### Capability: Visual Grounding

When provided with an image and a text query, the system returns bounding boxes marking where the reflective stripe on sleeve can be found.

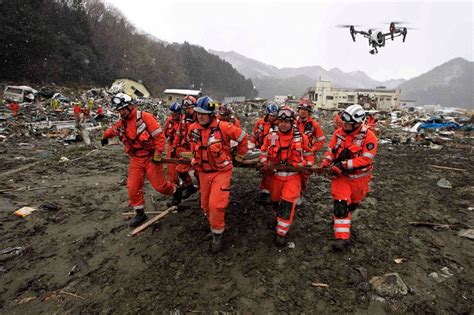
[150,128,162,138]
[362,152,374,159]
[236,130,246,142]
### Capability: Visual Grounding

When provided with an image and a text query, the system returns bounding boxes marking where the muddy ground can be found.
[0,117,473,314]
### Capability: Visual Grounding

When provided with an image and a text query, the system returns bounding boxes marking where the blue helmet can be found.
[169,101,182,113]
[266,103,279,116]
[195,96,217,114]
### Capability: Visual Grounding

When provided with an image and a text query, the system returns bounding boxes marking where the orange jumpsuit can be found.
[187,118,248,234]
[73,104,81,123]
[334,113,343,129]
[163,114,181,182]
[173,112,197,187]
[259,127,314,237]
[296,116,326,190]
[9,102,20,117]
[103,107,175,211]
[366,115,376,131]
[250,116,277,194]
[217,114,241,128]
[322,125,378,240]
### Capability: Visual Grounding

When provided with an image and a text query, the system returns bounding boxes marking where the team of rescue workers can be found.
[101,93,378,253]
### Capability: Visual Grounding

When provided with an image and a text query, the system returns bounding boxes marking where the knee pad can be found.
[277,200,294,220]
[334,199,348,218]
[349,203,359,212]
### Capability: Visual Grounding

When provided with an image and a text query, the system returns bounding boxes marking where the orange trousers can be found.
[198,169,232,234]
[165,147,178,183]
[270,173,301,236]
[331,174,371,239]
[259,171,272,193]
[128,156,175,209]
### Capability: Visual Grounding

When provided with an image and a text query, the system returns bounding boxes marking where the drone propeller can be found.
[386,21,409,25]
[336,24,363,28]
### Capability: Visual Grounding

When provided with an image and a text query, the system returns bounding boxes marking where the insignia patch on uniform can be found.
[366,143,375,150]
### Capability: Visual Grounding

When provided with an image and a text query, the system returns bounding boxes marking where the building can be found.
[223,96,246,104]
[308,80,401,111]
[163,89,202,105]
[110,78,151,99]
[400,99,417,110]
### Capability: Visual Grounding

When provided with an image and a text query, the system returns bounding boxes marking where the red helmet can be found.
[278,106,296,121]
[218,103,232,116]
[182,95,197,108]
[298,99,313,113]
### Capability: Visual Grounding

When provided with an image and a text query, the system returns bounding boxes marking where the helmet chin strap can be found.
[199,114,214,127]
[344,122,361,134]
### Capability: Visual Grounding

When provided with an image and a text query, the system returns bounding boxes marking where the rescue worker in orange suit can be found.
[187,96,248,253]
[101,93,182,227]
[296,100,325,191]
[81,105,90,123]
[73,102,81,126]
[334,111,343,129]
[8,101,20,117]
[365,113,377,131]
[216,103,241,128]
[163,102,182,183]
[249,103,279,204]
[319,104,378,251]
[171,95,199,204]
[259,106,314,247]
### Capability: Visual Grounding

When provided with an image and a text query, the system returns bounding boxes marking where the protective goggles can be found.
[341,111,355,123]
[278,108,294,121]
[298,104,313,112]
[182,99,195,107]
[112,96,125,105]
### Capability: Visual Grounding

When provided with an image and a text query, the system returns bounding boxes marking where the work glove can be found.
[330,162,346,176]
[256,163,266,173]
[318,158,331,169]
[101,138,108,146]
[151,151,163,163]
[233,154,245,166]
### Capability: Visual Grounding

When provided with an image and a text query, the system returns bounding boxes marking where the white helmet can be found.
[341,104,365,124]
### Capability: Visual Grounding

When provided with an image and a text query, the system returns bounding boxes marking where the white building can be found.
[163,89,202,105]
[308,80,401,111]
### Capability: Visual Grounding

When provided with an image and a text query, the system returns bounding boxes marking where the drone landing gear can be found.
[369,47,378,55]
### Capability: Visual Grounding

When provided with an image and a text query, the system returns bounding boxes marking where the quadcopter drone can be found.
[338,22,412,54]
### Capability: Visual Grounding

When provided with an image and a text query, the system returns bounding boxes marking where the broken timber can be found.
[128,206,177,237]
[427,165,467,172]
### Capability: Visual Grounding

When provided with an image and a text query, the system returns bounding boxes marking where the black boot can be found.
[332,239,351,252]
[182,185,198,199]
[211,233,223,253]
[274,234,286,247]
[129,209,148,228]
[257,192,270,205]
[169,186,184,206]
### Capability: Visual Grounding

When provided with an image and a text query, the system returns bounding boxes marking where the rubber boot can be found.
[129,209,148,228]
[182,185,198,200]
[168,186,184,207]
[332,239,351,252]
[211,233,223,253]
[257,191,270,205]
[275,234,286,247]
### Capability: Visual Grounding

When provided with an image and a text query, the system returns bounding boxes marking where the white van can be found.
[3,85,38,102]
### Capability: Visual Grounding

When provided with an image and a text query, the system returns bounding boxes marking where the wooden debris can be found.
[427,165,467,172]
[128,206,177,237]
[409,221,460,230]
[311,282,329,288]
[121,211,164,216]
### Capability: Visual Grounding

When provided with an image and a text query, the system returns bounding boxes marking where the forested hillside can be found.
[0,0,257,98]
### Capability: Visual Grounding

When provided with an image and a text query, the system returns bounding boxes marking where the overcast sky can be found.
[105,0,472,81]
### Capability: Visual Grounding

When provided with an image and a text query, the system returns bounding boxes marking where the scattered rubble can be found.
[369,273,409,297]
